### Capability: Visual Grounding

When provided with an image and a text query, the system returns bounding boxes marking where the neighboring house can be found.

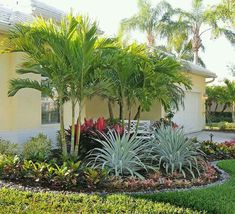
[0,1,217,145]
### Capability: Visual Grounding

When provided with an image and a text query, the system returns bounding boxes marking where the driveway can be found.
[187,131,235,143]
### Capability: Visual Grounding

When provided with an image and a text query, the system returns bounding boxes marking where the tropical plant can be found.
[151,125,202,178]
[87,131,154,179]
[65,117,124,160]
[0,139,18,155]
[157,39,206,67]
[3,14,113,157]
[3,17,73,157]
[22,134,52,162]
[120,0,174,46]
[100,42,191,127]
[63,16,113,156]
[162,0,235,64]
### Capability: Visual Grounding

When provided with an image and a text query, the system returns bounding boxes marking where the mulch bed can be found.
[0,163,229,195]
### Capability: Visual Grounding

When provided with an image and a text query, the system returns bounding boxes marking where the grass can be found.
[0,160,234,213]
[135,159,235,214]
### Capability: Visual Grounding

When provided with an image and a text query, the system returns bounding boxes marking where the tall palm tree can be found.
[163,0,234,64]
[67,17,113,155]
[157,36,206,67]
[3,14,112,157]
[4,19,73,157]
[120,0,174,46]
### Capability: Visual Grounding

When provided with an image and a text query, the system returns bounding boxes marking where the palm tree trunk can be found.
[221,103,228,113]
[192,28,201,65]
[74,103,82,156]
[59,100,67,157]
[214,103,218,112]
[232,102,235,122]
[193,50,199,64]
[134,105,141,120]
[108,99,114,120]
[70,99,76,155]
[147,32,155,46]
[127,102,131,133]
[119,100,123,121]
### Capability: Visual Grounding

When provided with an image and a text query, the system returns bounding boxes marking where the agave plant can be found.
[151,125,202,178]
[87,131,154,179]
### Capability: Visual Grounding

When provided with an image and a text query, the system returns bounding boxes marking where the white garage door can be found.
[173,92,201,133]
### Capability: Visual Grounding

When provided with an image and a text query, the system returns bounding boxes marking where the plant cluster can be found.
[0,154,107,191]
[0,188,201,214]
[87,131,154,179]
[200,140,235,160]
[0,152,217,193]
[0,125,219,193]
[65,117,124,159]
[22,134,52,162]
[3,13,191,158]
[151,126,203,178]
[0,138,18,155]
[217,122,235,131]
[87,126,205,179]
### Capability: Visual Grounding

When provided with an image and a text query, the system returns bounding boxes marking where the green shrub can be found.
[87,131,154,179]
[0,138,18,155]
[0,188,201,214]
[22,133,52,161]
[200,140,235,160]
[151,126,202,178]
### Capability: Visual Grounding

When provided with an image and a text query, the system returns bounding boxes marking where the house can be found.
[0,1,217,145]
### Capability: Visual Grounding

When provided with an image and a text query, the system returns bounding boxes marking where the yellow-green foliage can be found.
[0,138,18,155]
[22,133,52,161]
[0,188,200,214]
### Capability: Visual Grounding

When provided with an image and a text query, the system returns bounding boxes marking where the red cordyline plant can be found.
[65,117,124,158]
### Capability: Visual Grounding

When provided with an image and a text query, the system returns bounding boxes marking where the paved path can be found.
[187,131,235,143]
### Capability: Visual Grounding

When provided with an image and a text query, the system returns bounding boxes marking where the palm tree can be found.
[3,14,112,157]
[61,15,114,156]
[164,0,234,65]
[4,18,73,157]
[157,36,206,67]
[120,0,174,46]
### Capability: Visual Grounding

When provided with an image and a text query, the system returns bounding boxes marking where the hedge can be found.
[0,188,200,214]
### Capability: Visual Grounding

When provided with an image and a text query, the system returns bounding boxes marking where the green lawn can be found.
[0,160,234,214]
[135,160,235,214]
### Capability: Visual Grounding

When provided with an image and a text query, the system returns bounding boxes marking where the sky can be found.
[1,0,234,84]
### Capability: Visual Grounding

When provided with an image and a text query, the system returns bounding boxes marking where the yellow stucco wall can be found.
[85,72,206,122]
[85,97,163,121]
[0,34,41,131]
[186,71,206,116]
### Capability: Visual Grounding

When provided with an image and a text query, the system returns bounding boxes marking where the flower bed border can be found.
[0,162,230,196]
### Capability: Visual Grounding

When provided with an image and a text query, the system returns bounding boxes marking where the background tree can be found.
[224,80,235,122]
[161,0,234,64]
[120,0,174,46]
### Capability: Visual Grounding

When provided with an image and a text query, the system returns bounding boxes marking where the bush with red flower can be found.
[65,117,124,159]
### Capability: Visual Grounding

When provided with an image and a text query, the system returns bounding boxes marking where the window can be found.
[41,79,60,124]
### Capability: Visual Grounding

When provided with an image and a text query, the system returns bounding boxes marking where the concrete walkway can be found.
[187,131,235,143]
